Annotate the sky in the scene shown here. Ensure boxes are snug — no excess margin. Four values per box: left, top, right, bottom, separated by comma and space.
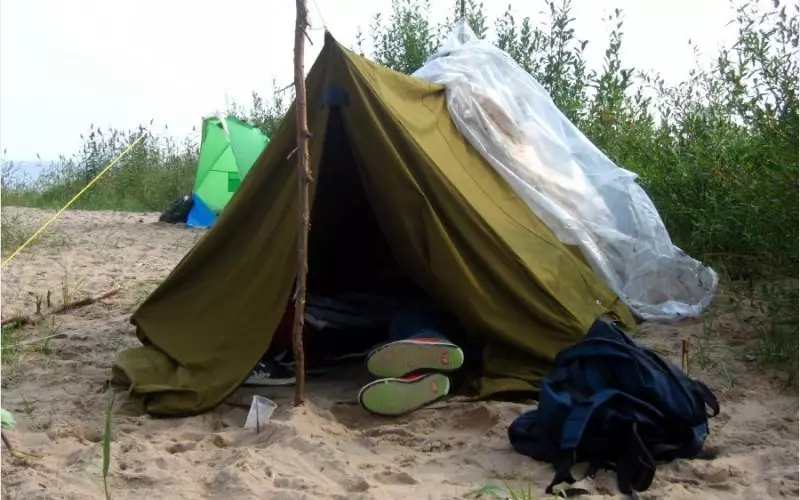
0, 0, 738, 163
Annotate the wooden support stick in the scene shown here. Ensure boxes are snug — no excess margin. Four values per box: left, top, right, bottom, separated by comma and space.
291, 0, 312, 406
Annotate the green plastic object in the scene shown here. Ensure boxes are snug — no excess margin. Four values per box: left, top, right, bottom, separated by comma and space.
193, 116, 269, 214
1, 408, 16, 429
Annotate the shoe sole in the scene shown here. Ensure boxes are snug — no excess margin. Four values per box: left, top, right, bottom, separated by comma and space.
358, 373, 450, 417
366, 339, 464, 378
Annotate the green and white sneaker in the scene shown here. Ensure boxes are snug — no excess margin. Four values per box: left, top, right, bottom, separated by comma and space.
358, 372, 450, 417
366, 338, 464, 378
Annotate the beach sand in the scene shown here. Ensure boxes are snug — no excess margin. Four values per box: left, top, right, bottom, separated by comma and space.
1, 207, 797, 499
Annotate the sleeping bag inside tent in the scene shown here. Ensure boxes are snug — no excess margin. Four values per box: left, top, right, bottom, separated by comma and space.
112, 32, 635, 417
186, 115, 269, 228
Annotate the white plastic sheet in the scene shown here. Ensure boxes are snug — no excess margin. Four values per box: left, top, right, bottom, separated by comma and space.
412, 22, 718, 322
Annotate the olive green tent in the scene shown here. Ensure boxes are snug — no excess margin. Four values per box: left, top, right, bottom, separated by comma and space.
112, 32, 635, 417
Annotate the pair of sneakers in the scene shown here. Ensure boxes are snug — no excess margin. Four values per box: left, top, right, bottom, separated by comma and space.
358, 337, 465, 417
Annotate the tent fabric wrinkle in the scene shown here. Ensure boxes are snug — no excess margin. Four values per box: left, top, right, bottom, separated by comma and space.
112, 33, 635, 417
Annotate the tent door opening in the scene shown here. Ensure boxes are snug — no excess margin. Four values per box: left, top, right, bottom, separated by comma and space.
306, 106, 420, 300
261, 106, 465, 370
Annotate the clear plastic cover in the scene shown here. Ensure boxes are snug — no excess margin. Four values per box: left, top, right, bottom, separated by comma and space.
412, 22, 718, 322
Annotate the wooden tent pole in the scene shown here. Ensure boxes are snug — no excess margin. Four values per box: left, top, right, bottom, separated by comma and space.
291, 0, 311, 406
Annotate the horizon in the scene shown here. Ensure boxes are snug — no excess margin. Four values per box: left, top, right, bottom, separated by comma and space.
0, 0, 738, 164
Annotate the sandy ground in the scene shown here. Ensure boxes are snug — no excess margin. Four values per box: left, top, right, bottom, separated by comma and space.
1, 207, 797, 500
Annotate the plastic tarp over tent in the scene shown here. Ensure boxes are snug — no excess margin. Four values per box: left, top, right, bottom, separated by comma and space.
112, 31, 635, 417
187, 115, 269, 228
412, 22, 718, 322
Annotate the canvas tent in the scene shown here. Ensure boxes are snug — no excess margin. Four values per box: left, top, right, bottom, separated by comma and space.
112, 32, 635, 417
186, 115, 269, 228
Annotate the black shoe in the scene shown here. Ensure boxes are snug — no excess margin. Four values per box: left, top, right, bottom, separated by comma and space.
243, 359, 296, 386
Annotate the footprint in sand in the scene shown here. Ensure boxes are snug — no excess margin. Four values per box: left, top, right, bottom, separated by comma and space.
451, 405, 499, 432
373, 470, 418, 485
165, 441, 197, 454
274, 476, 311, 490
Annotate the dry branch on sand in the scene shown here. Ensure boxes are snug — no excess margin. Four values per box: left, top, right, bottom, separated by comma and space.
1, 287, 120, 327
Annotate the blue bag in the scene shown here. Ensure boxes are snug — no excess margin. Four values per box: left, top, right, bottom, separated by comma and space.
508, 317, 719, 497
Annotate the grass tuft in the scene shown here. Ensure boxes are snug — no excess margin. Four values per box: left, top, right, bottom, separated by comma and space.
102, 389, 116, 500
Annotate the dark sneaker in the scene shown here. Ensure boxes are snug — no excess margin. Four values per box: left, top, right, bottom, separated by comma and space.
358, 372, 450, 417
244, 359, 296, 386
276, 344, 384, 375
366, 338, 464, 378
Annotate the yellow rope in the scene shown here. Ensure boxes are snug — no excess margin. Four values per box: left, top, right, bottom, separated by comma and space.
2, 132, 147, 269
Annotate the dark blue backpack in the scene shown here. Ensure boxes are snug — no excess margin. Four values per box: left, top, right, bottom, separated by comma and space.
508, 317, 719, 497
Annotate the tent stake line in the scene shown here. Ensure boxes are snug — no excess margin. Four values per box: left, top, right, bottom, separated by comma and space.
1, 135, 145, 269
291, 0, 312, 407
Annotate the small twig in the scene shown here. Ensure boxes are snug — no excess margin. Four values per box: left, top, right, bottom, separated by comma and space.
1, 430, 42, 460
1, 316, 32, 328
8, 332, 68, 348
275, 81, 295, 94
52, 287, 120, 315
1, 287, 120, 327
681, 339, 690, 374
2, 430, 12, 452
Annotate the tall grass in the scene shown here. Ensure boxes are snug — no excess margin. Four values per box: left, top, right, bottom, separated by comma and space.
2, 127, 197, 211
0, 0, 796, 371
0, 83, 288, 213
